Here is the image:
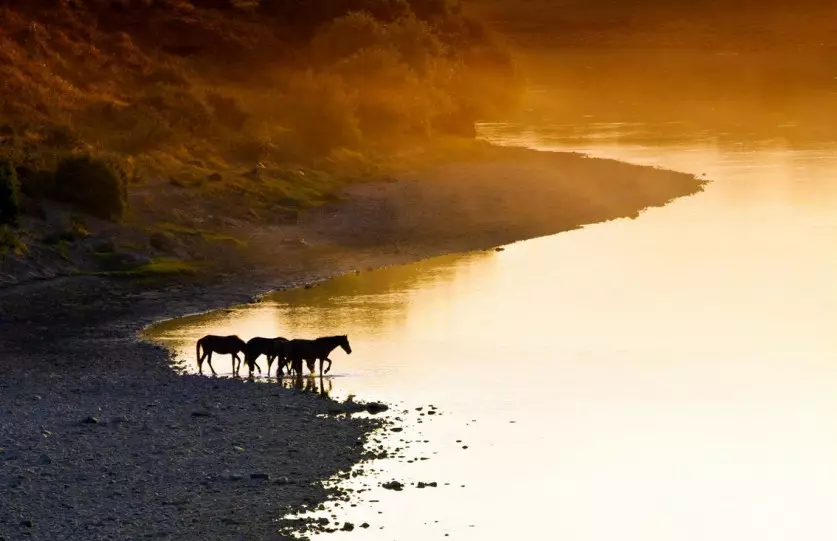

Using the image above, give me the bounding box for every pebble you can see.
[381,480,404,491]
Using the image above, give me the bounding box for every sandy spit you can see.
[0,148,705,540]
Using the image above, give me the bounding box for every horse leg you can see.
[198,351,206,375]
[323,357,332,375]
[233,353,241,378]
[266,355,274,378]
[206,352,216,376]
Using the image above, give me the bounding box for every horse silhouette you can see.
[283,335,352,377]
[244,336,289,377]
[195,335,247,377]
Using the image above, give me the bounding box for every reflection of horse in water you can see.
[195,335,247,377]
[284,335,352,377]
[282,374,332,398]
[243,336,289,377]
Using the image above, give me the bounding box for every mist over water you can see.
[148,52,837,539]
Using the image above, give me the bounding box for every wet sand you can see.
[0,147,704,540]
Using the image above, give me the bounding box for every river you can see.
[146,51,837,540]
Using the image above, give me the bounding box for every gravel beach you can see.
[0,150,705,540]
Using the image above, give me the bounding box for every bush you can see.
[283,71,363,153]
[311,12,389,64]
[206,91,249,130]
[0,160,20,226]
[0,225,26,256]
[54,155,129,221]
[136,85,212,133]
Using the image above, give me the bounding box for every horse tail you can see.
[196,338,203,364]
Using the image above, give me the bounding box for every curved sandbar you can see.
[0,145,705,540]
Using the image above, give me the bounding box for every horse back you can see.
[202,334,245,354]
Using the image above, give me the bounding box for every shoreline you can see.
[0,146,706,540]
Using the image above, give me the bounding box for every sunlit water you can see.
[147,58,837,540]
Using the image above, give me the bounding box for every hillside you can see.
[466,0,837,50]
[0,0,519,280]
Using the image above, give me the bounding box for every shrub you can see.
[0,160,20,226]
[283,71,363,153]
[136,85,212,133]
[54,155,129,221]
[311,12,389,64]
[0,225,26,256]
[206,91,249,130]
[43,125,81,150]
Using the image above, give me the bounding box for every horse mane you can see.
[316,335,346,341]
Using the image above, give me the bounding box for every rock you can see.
[342,522,355,531]
[81,416,99,425]
[88,238,116,253]
[360,523,370,528]
[149,232,182,255]
[274,477,291,485]
[281,237,307,247]
[417,481,437,488]
[365,402,388,414]
[39,453,52,465]
[390,427,403,432]
[381,481,404,491]
[19,519,33,528]
[220,517,244,526]
[250,473,269,481]
[494,247,505,252]
[18,194,46,219]
[207,172,223,182]
[191,410,212,417]
[113,251,151,268]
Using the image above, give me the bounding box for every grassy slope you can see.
[0,1,472,278]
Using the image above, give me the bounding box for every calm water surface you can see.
[147,57,837,540]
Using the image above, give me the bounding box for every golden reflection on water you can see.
[147,99,837,540]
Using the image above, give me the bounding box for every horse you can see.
[195,335,247,377]
[283,335,352,377]
[244,336,289,377]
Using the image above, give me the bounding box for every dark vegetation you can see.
[0,0,518,216]
[0,161,21,226]
[468,0,837,49]
[0,0,519,271]
[53,155,129,221]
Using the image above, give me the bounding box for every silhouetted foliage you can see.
[283,71,363,153]
[0,161,21,226]
[54,155,129,221]
[206,91,249,130]
[189,0,237,10]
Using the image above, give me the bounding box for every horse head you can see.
[340,334,352,355]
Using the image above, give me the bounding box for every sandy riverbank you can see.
[0,147,705,540]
